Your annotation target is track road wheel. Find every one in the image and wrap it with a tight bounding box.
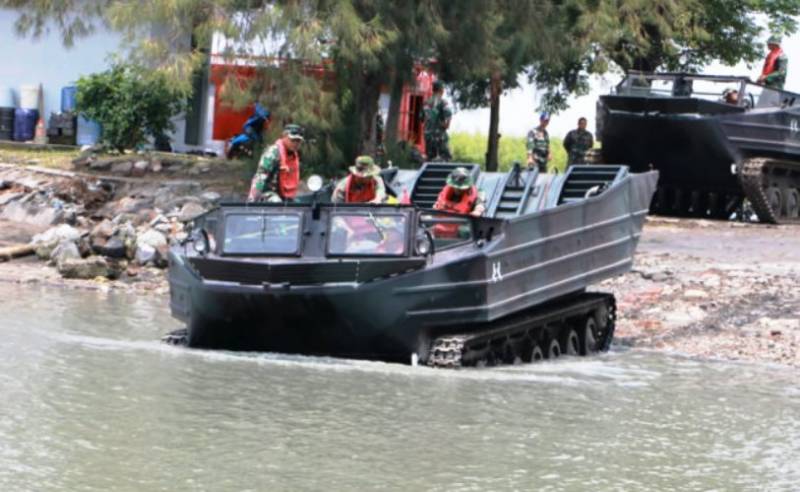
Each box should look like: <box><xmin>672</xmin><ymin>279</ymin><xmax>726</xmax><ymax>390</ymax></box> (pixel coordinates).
<box><xmin>546</xmin><ymin>339</ymin><xmax>561</xmax><ymax>359</ymax></box>
<box><xmin>766</xmin><ymin>186</ymin><xmax>783</xmax><ymax>218</ymax></box>
<box><xmin>581</xmin><ymin>316</ymin><xmax>598</xmax><ymax>355</ymax></box>
<box><xmin>562</xmin><ymin>329</ymin><xmax>580</xmax><ymax>356</ymax></box>
<box><xmin>530</xmin><ymin>344</ymin><xmax>544</xmax><ymax>362</ymax></box>
<box><xmin>783</xmin><ymin>188</ymin><xmax>800</xmax><ymax>219</ymax></box>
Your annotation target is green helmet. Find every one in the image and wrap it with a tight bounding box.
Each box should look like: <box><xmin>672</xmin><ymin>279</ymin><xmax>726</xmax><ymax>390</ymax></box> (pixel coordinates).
<box><xmin>446</xmin><ymin>167</ymin><xmax>473</xmax><ymax>190</ymax></box>
<box><xmin>767</xmin><ymin>35</ymin><xmax>781</xmax><ymax>46</ymax></box>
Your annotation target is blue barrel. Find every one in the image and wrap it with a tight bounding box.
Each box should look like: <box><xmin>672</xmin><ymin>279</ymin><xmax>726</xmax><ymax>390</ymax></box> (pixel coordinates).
<box><xmin>13</xmin><ymin>108</ymin><xmax>38</xmax><ymax>141</ymax></box>
<box><xmin>76</xmin><ymin>115</ymin><xmax>102</xmax><ymax>146</ymax></box>
<box><xmin>61</xmin><ymin>86</ymin><xmax>77</xmax><ymax>112</ymax></box>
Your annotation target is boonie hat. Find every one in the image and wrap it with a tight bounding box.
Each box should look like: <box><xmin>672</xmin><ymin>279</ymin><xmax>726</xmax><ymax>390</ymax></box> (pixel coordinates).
<box><xmin>767</xmin><ymin>35</ymin><xmax>781</xmax><ymax>46</ymax></box>
<box><xmin>349</xmin><ymin>155</ymin><xmax>380</xmax><ymax>177</ymax></box>
<box><xmin>283</xmin><ymin>124</ymin><xmax>304</xmax><ymax>140</ymax></box>
<box><xmin>446</xmin><ymin>167</ymin><xmax>473</xmax><ymax>190</ymax></box>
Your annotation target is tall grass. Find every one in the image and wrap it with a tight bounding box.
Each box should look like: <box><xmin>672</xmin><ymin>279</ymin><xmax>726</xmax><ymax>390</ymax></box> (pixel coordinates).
<box><xmin>450</xmin><ymin>132</ymin><xmax>567</xmax><ymax>172</ymax></box>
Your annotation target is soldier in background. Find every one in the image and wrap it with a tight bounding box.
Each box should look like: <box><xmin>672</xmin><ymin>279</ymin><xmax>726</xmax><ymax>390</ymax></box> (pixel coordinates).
<box><xmin>563</xmin><ymin>117</ymin><xmax>594</xmax><ymax>167</ymax></box>
<box><xmin>757</xmin><ymin>35</ymin><xmax>788</xmax><ymax>90</ymax></box>
<box><xmin>423</xmin><ymin>80</ymin><xmax>453</xmax><ymax>161</ymax></box>
<box><xmin>526</xmin><ymin>112</ymin><xmax>551</xmax><ymax>172</ymax></box>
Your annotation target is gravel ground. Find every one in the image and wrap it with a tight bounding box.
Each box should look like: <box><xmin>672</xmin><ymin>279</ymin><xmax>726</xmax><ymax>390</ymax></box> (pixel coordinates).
<box><xmin>602</xmin><ymin>217</ymin><xmax>800</xmax><ymax>367</ymax></box>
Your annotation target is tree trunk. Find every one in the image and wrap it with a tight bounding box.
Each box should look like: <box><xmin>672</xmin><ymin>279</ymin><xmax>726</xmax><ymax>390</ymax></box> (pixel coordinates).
<box><xmin>357</xmin><ymin>70</ymin><xmax>382</xmax><ymax>156</ymax></box>
<box><xmin>486</xmin><ymin>71</ymin><xmax>501</xmax><ymax>172</ymax></box>
<box><xmin>385</xmin><ymin>69</ymin><xmax>404</xmax><ymax>149</ymax></box>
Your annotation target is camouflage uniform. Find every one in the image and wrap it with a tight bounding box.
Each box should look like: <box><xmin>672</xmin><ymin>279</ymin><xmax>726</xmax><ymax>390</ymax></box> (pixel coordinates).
<box><xmin>563</xmin><ymin>128</ymin><xmax>594</xmax><ymax>166</ymax></box>
<box><xmin>423</xmin><ymin>95</ymin><xmax>452</xmax><ymax>161</ymax></box>
<box><xmin>250</xmin><ymin>143</ymin><xmax>282</xmax><ymax>199</ymax></box>
<box><xmin>526</xmin><ymin>125</ymin><xmax>550</xmax><ymax>172</ymax></box>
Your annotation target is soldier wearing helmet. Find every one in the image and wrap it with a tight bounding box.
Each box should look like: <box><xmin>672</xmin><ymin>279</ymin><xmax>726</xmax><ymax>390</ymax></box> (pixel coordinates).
<box><xmin>248</xmin><ymin>123</ymin><xmax>304</xmax><ymax>202</ymax></box>
<box><xmin>433</xmin><ymin>167</ymin><xmax>486</xmax><ymax>217</ymax></box>
<box><xmin>423</xmin><ymin>80</ymin><xmax>453</xmax><ymax>161</ymax></box>
<box><xmin>757</xmin><ymin>35</ymin><xmax>788</xmax><ymax>90</ymax></box>
<box><xmin>332</xmin><ymin>155</ymin><xmax>387</xmax><ymax>204</ymax></box>
<box><xmin>526</xmin><ymin>111</ymin><xmax>551</xmax><ymax>172</ymax></box>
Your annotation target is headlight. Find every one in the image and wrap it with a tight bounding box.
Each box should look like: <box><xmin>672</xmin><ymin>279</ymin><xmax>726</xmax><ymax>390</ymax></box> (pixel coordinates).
<box><xmin>415</xmin><ymin>231</ymin><xmax>433</xmax><ymax>256</ymax></box>
<box><xmin>192</xmin><ymin>229</ymin><xmax>210</xmax><ymax>255</ymax></box>
<box><xmin>307</xmin><ymin>174</ymin><xmax>323</xmax><ymax>192</ymax></box>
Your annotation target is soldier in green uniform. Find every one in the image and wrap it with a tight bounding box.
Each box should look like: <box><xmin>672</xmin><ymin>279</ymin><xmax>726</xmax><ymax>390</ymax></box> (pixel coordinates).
<box><xmin>526</xmin><ymin>112</ymin><xmax>551</xmax><ymax>172</ymax></box>
<box><xmin>423</xmin><ymin>80</ymin><xmax>453</xmax><ymax>161</ymax></box>
<box><xmin>247</xmin><ymin>124</ymin><xmax>304</xmax><ymax>203</ymax></box>
<box><xmin>757</xmin><ymin>35</ymin><xmax>788</xmax><ymax>90</ymax></box>
<box><xmin>563</xmin><ymin>117</ymin><xmax>594</xmax><ymax>167</ymax></box>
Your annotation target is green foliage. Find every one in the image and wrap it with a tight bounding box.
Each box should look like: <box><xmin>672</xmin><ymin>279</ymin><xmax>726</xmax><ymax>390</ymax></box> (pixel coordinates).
<box><xmin>451</xmin><ymin>132</ymin><xmax>567</xmax><ymax>173</ymax></box>
<box><xmin>75</xmin><ymin>64</ymin><xmax>186</xmax><ymax>151</ymax></box>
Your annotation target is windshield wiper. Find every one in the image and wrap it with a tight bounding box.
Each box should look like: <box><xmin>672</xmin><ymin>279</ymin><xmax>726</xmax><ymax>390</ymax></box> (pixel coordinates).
<box><xmin>367</xmin><ymin>211</ymin><xmax>386</xmax><ymax>241</ymax></box>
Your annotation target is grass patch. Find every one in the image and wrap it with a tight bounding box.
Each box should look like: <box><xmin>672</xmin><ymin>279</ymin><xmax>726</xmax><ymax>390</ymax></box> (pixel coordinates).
<box><xmin>450</xmin><ymin>132</ymin><xmax>567</xmax><ymax>173</ymax></box>
<box><xmin>0</xmin><ymin>142</ymin><xmax>79</xmax><ymax>169</ymax></box>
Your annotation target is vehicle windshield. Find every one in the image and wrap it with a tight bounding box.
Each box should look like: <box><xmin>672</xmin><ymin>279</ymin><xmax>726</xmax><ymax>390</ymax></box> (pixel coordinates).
<box><xmin>328</xmin><ymin>213</ymin><xmax>407</xmax><ymax>256</ymax></box>
<box><xmin>419</xmin><ymin>212</ymin><xmax>473</xmax><ymax>249</ymax></box>
<box><xmin>223</xmin><ymin>213</ymin><xmax>301</xmax><ymax>255</ymax></box>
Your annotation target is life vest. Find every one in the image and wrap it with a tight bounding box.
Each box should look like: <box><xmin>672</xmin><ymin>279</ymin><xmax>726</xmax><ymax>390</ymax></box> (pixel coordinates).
<box><xmin>276</xmin><ymin>139</ymin><xmax>300</xmax><ymax>199</ymax></box>
<box><xmin>762</xmin><ymin>48</ymin><xmax>784</xmax><ymax>77</ymax></box>
<box><xmin>434</xmin><ymin>185</ymin><xmax>478</xmax><ymax>214</ymax></box>
<box><xmin>344</xmin><ymin>175</ymin><xmax>377</xmax><ymax>203</ymax></box>
<box><xmin>432</xmin><ymin>185</ymin><xmax>478</xmax><ymax>238</ymax></box>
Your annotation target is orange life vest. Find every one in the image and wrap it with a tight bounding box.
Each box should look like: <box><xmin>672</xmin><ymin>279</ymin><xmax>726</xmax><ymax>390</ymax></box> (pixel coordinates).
<box><xmin>434</xmin><ymin>185</ymin><xmax>478</xmax><ymax>214</ymax></box>
<box><xmin>344</xmin><ymin>175</ymin><xmax>377</xmax><ymax>203</ymax></box>
<box><xmin>276</xmin><ymin>139</ymin><xmax>300</xmax><ymax>199</ymax></box>
<box><xmin>432</xmin><ymin>185</ymin><xmax>478</xmax><ymax>238</ymax></box>
<box><xmin>762</xmin><ymin>47</ymin><xmax>784</xmax><ymax>77</ymax></box>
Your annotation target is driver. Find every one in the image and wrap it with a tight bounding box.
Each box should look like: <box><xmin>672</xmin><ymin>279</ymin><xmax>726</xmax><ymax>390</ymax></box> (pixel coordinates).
<box><xmin>247</xmin><ymin>124</ymin><xmax>304</xmax><ymax>202</ymax></box>
<box><xmin>332</xmin><ymin>155</ymin><xmax>387</xmax><ymax>204</ymax></box>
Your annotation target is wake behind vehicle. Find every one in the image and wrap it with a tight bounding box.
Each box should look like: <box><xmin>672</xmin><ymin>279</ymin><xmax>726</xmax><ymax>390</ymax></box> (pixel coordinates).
<box><xmin>598</xmin><ymin>72</ymin><xmax>800</xmax><ymax>223</ymax></box>
<box><xmin>167</xmin><ymin>163</ymin><xmax>657</xmax><ymax>367</ymax></box>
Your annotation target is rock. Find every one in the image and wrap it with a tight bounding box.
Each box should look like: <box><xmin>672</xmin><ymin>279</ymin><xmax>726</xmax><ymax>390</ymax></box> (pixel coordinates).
<box><xmin>57</xmin><ymin>256</ymin><xmax>110</xmax><ymax>279</ymax></box>
<box><xmin>137</xmin><ymin>229</ymin><xmax>167</xmax><ymax>249</ymax></box>
<box><xmin>151</xmin><ymin>159</ymin><xmax>163</xmax><ymax>173</ymax></box>
<box><xmin>110</xmin><ymin>161</ymin><xmax>134</xmax><ymax>175</ymax></box>
<box><xmin>98</xmin><ymin>236</ymin><xmax>127</xmax><ymax>258</ymax></box>
<box><xmin>135</xmin><ymin>243</ymin><xmax>157</xmax><ymax>265</ymax></box>
<box><xmin>131</xmin><ymin>160</ymin><xmax>150</xmax><ymax>177</ymax></box>
<box><xmin>50</xmin><ymin>240</ymin><xmax>81</xmax><ymax>266</ymax></box>
<box><xmin>683</xmin><ymin>289</ymin><xmax>709</xmax><ymax>299</ymax></box>
<box><xmin>201</xmin><ymin>191</ymin><xmax>222</xmax><ymax>205</ymax></box>
<box><xmin>126</xmin><ymin>265</ymin><xmax>140</xmax><ymax>277</ymax></box>
<box><xmin>32</xmin><ymin>224</ymin><xmax>82</xmax><ymax>260</ymax></box>
<box><xmin>178</xmin><ymin>202</ymin><xmax>207</xmax><ymax>222</ymax></box>
<box><xmin>91</xmin><ymin>219</ymin><xmax>115</xmax><ymax>241</ymax></box>
<box><xmin>89</xmin><ymin>159</ymin><xmax>113</xmax><ymax>171</ymax></box>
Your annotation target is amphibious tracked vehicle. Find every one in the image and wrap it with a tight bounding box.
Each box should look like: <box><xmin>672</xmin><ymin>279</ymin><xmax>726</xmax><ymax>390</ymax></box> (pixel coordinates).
<box><xmin>598</xmin><ymin>72</ymin><xmax>800</xmax><ymax>223</ymax></box>
<box><xmin>167</xmin><ymin>163</ymin><xmax>657</xmax><ymax>367</ymax></box>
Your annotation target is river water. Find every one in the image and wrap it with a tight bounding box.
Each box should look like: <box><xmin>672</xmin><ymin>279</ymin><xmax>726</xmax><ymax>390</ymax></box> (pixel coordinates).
<box><xmin>1</xmin><ymin>283</ymin><xmax>798</xmax><ymax>491</ymax></box>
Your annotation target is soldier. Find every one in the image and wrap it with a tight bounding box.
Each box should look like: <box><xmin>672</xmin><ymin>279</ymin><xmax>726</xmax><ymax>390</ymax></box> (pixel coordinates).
<box><xmin>423</xmin><ymin>80</ymin><xmax>453</xmax><ymax>161</ymax></box>
<box><xmin>563</xmin><ymin>117</ymin><xmax>594</xmax><ymax>167</ymax></box>
<box><xmin>247</xmin><ymin>124</ymin><xmax>304</xmax><ymax>202</ymax></box>
<box><xmin>526</xmin><ymin>112</ymin><xmax>551</xmax><ymax>172</ymax></box>
<box><xmin>757</xmin><ymin>35</ymin><xmax>788</xmax><ymax>90</ymax></box>
<box><xmin>332</xmin><ymin>155</ymin><xmax>387</xmax><ymax>204</ymax></box>
<box><xmin>434</xmin><ymin>167</ymin><xmax>485</xmax><ymax>217</ymax></box>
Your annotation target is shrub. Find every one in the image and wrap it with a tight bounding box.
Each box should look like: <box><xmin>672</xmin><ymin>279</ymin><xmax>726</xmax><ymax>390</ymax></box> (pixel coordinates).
<box><xmin>450</xmin><ymin>132</ymin><xmax>567</xmax><ymax>173</ymax></box>
<box><xmin>76</xmin><ymin>64</ymin><xmax>186</xmax><ymax>151</ymax></box>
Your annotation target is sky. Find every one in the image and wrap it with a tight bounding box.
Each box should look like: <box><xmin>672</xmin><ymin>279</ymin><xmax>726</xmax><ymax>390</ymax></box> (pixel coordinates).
<box><xmin>450</xmin><ymin>30</ymin><xmax>800</xmax><ymax>139</ymax></box>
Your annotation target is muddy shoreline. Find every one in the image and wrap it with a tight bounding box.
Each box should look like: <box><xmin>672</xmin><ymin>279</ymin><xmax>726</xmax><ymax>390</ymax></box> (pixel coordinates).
<box><xmin>1</xmin><ymin>164</ymin><xmax>798</xmax><ymax>367</ymax></box>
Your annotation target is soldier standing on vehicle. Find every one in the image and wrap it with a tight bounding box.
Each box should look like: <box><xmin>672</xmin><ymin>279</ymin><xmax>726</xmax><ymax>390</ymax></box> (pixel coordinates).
<box><xmin>757</xmin><ymin>35</ymin><xmax>788</xmax><ymax>90</ymax></box>
<box><xmin>332</xmin><ymin>155</ymin><xmax>387</xmax><ymax>204</ymax></box>
<box><xmin>563</xmin><ymin>117</ymin><xmax>594</xmax><ymax>167</ymax></box>
<box><xmin>423</xmin><ymin>80</ymin><xmax>453</xmax><ymax>161</ymax></box>
<box><xmin>247</xmin><ymin>124</ymin><xmax>304</xmax><ymax>202</ymax></box>
<box><xmin>526</xmin><ymin>112</ymin><xmax>551</xmax><ymax>172</ymax></box>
